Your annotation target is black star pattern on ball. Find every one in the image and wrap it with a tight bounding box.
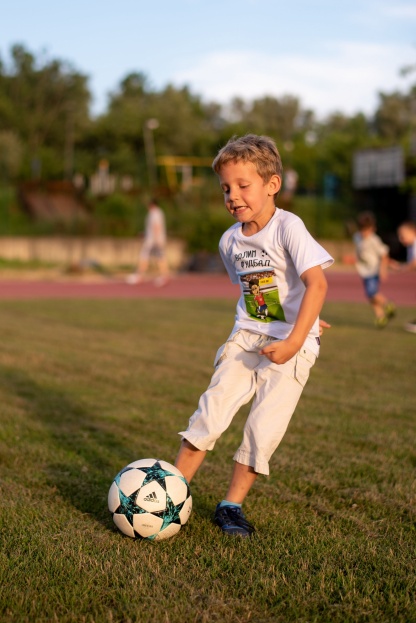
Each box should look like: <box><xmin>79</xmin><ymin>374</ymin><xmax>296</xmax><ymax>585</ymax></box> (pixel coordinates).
<box><xmin>138</xmin><ymin>461</ymin><xmax>181</xmax><ymax>490</ymax></box>
<box><xmin>159</xmin><ymin>494</ymin><xmax>183</xmax><ymax>530</ymax></box>
<box><xmin>116</xmin><ymin>486</ymin><xmax>146</xmax><ymax>527</ymax></box>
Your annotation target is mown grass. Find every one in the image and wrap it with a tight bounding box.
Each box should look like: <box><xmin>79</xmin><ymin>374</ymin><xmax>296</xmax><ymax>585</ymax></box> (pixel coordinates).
<box><xmin>0</xmin><ymin>297</ymin><xmax>414</xmax><ymax>623</ymax></box>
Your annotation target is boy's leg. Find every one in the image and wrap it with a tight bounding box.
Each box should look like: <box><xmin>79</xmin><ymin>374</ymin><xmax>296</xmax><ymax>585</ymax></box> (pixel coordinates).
<box><xmin>138</xmin><ymin>253</ymin><xmax>150</xmax><ymax>277</ymax></box>
<box><xmin>175</xmin><ymin>439</ymin><xmax>206</xmax><ymax>483</ymax></box>
<box><xmin>153</xmin><ymin>247</ymin><xmax>170</xmax><ymax>286</ymax></box>
<box><xmin>370</xmin><ymin>292</ymin><xmax>387</xmax><ymax>318</ymax></box>
<box><xmin>177</xmin><ymin>333</ymin><xmax>259</xmax><ymax>469</ymax></box>
<box><xmin>155</xmin><ymin>255</ymin><xmax>169</xmax><ymax>282</ymax></box>
<box><xmin>176</xmin><ymin>331</ymin><xmax>261</xmax><ymax>536</ymax></box>
<box><xmin>127</xmin><ymin>246</ymin><xmax>149</xmax><ymax>283</ymax></box>
<box><xmin>214</xmin><ymin>354</ymin><xmax>312</xmax><ymax>536</ymax></box>
<box><xmin>213</xmin><ymin>462</ymin><xmax>258</xmax><ymax>537</ymax></box>
<box><xmin>234</xmin><ymin>348</ymin><xmax>315</xmax><ymax>477</ymax></box>
<box><xmin>364</xmin><ymin>276</ymin><xmax>395</xmax><ymax>326</ymax></box>
<box><xmin>223</xmin><ymin>462</ymin><xmax>258</xmax><ymax>504</ymax></box>
<box><xmin>370</xmin><ymin>293</ymin><xmax>397</xmax><ymax>328</ymax></box>
<box><xmin>215</xmin><ymin>346</ymin><xmax>315</xmax><ymax>538</ymax></box>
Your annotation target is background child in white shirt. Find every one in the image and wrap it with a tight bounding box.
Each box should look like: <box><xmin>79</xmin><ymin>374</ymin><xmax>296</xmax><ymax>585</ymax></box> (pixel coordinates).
<box><xmin>352</xmin><ymin>211</ymin><xmax>396</xmax><ymax>328</ymax></box>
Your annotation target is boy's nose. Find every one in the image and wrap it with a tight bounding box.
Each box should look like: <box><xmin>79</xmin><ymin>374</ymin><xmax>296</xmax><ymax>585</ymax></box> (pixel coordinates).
<box><xmin>229</xmin><ymin>188</ymin><xmax>239</xmax><ymax>201</ymax></box>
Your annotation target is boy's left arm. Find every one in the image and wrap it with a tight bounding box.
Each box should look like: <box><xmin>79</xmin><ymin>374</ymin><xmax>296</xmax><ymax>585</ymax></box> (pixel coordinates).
<box><xmin>260</xmin><ymin>265</ymin><xmax>328</xmax><ymax>365</ymax></box>
<box><xmin>403</xmin><ymin>256</ymin><xmax>416</xmax><ymax>271</ymax></box>
<box><xmin>379</xmin><ymin>254</ymin><xmax>389</xmax><ymax>281</ymax></box>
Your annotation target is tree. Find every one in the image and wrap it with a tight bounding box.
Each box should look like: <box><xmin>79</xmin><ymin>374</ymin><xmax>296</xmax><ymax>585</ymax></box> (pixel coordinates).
<box><xmin>91</xmin><ymin>76</ymin><xmax>221</xmax><ymax>184</ymax></box>
<box><xmin>0</xmin><ymin>44</ymin><xmax>91</xmax><ymax>179</ymax></box>
<box><xmin>313</xmin><ymin>112</ymin><xmax>371</xmax><ymax>197</ymax></box>
<box><xmin>244</xmin><ymin>95</ymin><xmax>304</xmax><ymax>142</ymax></box>
<box><xmin>0</xmin><ymin>130</ymin><xmax>22</xmax><ymax>180</ymax></box>
<box><xmin>374</xmin><ymin>90</ymin><xmax>413</xmax><ymax>142</ymax></box>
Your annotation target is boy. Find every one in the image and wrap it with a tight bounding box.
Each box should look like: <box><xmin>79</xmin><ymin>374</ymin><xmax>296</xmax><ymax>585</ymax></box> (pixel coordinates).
<box><xmin>175</xmin><ymin>134</ymin><xmax>333</xmax><ymax>537</ymax></box>
<box><xmin>127</xmin><ymin>199</ymin><xmax>169</xmax><ymax>286</ymax></box>
<box><xmin>397</xmin><ymin>221</ymin><xmax>416</xmax><ymax>333</ymax></box>
<box><xmin>397</xmin><ymin>221</ymin><xmax>416</xmax><ymax>271</ymax></box>
<box><xmin>352</xmin><ymin>211</ymin><xmax>396</xmax><ymax>328</ymax></box>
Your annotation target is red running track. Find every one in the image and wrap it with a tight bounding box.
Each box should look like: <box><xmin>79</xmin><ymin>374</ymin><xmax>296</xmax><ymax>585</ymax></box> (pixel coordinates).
<box><xmin>0</xmin><ymin>271</ymin><xmax>414</xmax><ymax>306</ymax></box>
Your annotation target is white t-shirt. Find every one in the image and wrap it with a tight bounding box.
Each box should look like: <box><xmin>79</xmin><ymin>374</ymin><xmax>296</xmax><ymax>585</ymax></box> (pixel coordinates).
<box><xmin>145</xmin><ymin>206</ymin><xmax>166</xmax><ymax>246</ymax></box>
<box><xmin>219</xmin><ymin>208</ymin><xmax>334</xmax><ymax>355</ymax></box>
<box><xmin>353</xmin><ymin>232</ymin><xmax>389</xmax><ymax>278</ymax></box>
<box><xmin>407</xmin><ymin>239</ymin><xmax>416</xmax><ymax>264</ymax></box>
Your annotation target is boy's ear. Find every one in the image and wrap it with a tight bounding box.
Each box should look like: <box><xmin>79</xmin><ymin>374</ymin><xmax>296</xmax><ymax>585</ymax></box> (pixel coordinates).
<box><xmin>268</xmin><ymin>174</ymin><xmax>282</xmax><ymax>195</ymax></box>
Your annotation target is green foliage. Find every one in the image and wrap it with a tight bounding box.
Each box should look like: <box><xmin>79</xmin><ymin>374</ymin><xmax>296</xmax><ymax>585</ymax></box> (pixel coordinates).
<box><xmin>0</xmin><ymin>257</ymin><xmax>57</xmax><ymax>270</ymax></box>
<box><xmin>291</xmin><ymin>195</ymin><xmax>355</xmax><ymax>239</ymax></box>
<box><xmin>0</xmin><ymin>130</ymin><xmax>23</xmax><ymax>179</ymax></box>
<box><xmin>245</xmin><ymin>94</ymin><xmax>306</xmax><ymax>141</ymax></box>
<box><xmin>0</xmin><ymin>182</ymin><xmax>355</xmax><ymax>245</ymax></box>
<box><xmin>0</xmin><ymin>42</ymin><xmax>415</xmax><ymax>235</ymax></box>
<box><xmin>315</xmin><ymin>113</ymin><xmax>374</xmax><ymax>197</ymax></box>
<box><xmin>0</xmin><ymin>185</ymin><xmax>36</xmax><ymax>235</ymax></box>
<box><xmin>0</xmin><ymin>44</ymin><xmax>90</xmax><ymax>180</ymax></box>
<box><xmin>182</xmin><ymin>211</ymin><xmax>231</xmax><ymax>254</ymax></box>
<box><xmin>91</xmin><ymin>193</ymin><xmax>143</xmax><ymax>236</ymax></box>
<box><xmin>375</xmin><ymin>87</ymin><xmax>416</xmax><ymax>141</ymax></box>
<box><xmin>0</xmin><ymin>298</ymin><xmax>415</xmax><ymax>622</ymax></box>
<box><xmin>0</xmin><ymin>40</ymin><xmax>416</xmax><ymax>246</ymax></box>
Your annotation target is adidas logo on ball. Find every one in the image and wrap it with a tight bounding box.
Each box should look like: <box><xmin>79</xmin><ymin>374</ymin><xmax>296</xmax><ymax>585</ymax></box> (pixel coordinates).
<box><xmin>143</xmin><ymin>491</ymin><xmax>158</xmax><ymax>503</ymax></box>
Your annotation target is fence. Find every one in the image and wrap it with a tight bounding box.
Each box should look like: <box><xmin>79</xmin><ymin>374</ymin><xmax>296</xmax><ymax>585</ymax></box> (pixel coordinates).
<box><xmin>0</xmin><ymin>236</ymin><xmax>187</xmax><ymax>270</ymax></box>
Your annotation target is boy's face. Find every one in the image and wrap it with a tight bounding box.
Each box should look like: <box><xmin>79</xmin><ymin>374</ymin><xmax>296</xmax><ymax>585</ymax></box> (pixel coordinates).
<box><xmin>218</xmin><ymin>160</ymin><xmax>281</xmax><ymax>232</ymax></box>
<box><xmin>360</xmin><ymin>225</ymin><xmax>374</xmax><ymax>237</ymax></box>
<box><xmin>398</xmin><ymin>226</ymin><xmax>415</xmax><ymax>246</ymax></box>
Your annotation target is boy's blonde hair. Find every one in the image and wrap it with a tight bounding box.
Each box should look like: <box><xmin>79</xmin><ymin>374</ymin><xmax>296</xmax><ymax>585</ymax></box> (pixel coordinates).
<box><xmin>212</xmin><ymin>134</ymin><xmax>283</xmax><ymax>185</ymax></box>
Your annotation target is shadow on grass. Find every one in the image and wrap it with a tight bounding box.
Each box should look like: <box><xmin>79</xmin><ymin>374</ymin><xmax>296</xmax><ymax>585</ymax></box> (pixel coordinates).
<box><xmin>1</xmin><ymin>365</ymin><xmax>215</xmax><ymax>532</ymax></box>
<box><xmin>0</xmin><ymin>365</ymin><xmax>151</xmax><ymax>527</ymax></box>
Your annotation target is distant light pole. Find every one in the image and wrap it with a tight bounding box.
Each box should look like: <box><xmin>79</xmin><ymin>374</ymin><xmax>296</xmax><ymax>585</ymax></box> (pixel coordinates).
<box><xmin>143</xmin><ymin>118</ymin><xmax>159</xmax><ymax>189</ymax></box>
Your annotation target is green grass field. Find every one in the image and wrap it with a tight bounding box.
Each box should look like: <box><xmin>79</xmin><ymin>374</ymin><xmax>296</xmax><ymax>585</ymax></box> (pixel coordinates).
<box><xmin>0</xmin><ymin>298</ymin><xmax>414</xmax><ymax>623</ymax></box>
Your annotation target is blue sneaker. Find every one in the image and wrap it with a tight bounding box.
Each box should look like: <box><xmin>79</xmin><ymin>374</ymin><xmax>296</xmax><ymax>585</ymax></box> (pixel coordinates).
<box><xmin>214</xmin><ymin>504</ymin><xmax>255</xmax><ymax>537</ymax></box>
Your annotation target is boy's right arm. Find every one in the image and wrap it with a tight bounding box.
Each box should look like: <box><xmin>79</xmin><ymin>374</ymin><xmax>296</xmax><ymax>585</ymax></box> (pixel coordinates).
<box><xmin>260</xmin><ymin>265</ymin><xmax>328</xmax><ymax>364</ymax></box>
<box><xmin>319</xmin><ymin>319</ymin><xmax>331</xmax><ymax>336</ymax></box>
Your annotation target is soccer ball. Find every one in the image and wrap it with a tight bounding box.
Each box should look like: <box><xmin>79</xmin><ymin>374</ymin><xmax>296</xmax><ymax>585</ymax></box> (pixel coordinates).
<box><xmin>108</xmin><ymin>458</ymin><xmax>192</xmax><ymax>541</ymax></box>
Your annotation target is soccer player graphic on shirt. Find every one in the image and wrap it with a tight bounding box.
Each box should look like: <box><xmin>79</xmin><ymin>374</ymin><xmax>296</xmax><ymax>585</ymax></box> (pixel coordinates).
<box><xmin>249</xmin><ymin>279</ymin><xmax>269</xmax><ymax>319</ymax></box>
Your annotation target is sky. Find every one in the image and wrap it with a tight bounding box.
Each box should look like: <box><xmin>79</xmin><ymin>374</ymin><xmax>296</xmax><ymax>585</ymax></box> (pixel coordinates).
<box><xmin>1</xmin><ymin>0</ymin><xmax>415</xmax><ymax>119</ymax></box>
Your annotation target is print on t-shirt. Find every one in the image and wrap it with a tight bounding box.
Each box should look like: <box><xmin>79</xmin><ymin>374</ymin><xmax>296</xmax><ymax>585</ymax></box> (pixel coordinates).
<box><xmin>240</xmin><ymin>270</ymin><xmax>286</xmax><ymax>322</ymax></box>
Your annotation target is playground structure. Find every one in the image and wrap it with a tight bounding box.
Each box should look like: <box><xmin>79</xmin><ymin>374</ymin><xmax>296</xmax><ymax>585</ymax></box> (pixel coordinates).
<box><xmin>156</xmin><ymin>156</ymin><xmax>213</xmax><ymax>191</ymax></box>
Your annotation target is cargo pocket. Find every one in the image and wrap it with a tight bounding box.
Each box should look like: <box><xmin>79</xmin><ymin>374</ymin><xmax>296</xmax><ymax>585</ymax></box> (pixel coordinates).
<box><xmin>214</xmin><ymin>343</ymin><xmax>227</xmax><ymax>368</ymax></box>
<box><xmin>214</xmin><ymin>330</ymin><xmax>244</xmax><ymax>368</ymax></box>
<box><xmin>294</xmin><ymin>349</ymin><xmax>315</xmax><ymax>387</ymax></box>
